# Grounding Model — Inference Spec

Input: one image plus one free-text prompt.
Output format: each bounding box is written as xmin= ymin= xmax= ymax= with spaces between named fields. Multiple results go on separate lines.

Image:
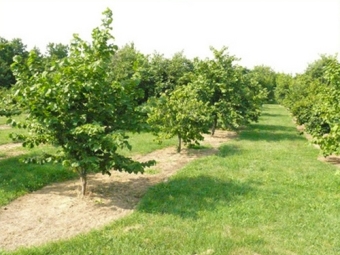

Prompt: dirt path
xmin=0 ymin=124 xmax=11 ymax=130
xmin=0 ymin=143 xmax=23 ymax=160
xmin=0 ymin=130 xmax=237 ymax=251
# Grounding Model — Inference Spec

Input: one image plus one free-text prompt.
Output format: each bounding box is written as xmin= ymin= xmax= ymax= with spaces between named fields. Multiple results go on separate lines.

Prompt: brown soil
xmin=0 ymin=143 xmax=23 ymax=159
xmin=0 ymin=130 xmax=237 ymax=251
xmin=318 ymin=155 xmax=340 ymax=167
xmin=0 ymin=124 xmax=11 ymax=130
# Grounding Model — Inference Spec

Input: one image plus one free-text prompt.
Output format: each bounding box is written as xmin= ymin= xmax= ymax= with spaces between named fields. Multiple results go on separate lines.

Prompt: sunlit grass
xmin=0 ymin=114 xmax=29 ymax=145
xmin=0 ymin=128 xmax=27 ymax=145
xmin=3 ymin=105 xmax=340 ymax=254
xmin=118 ymin=132 xmax=178 ymax=156
xmin=0 ymin=114 xmax=28 ymax=125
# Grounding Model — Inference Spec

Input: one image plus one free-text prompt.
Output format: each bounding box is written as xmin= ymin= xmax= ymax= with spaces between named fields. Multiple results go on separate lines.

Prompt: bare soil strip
xmin=0 ymin=130 xmax=237 ymax=251
xmin=0 ymin=143 xmax=23 ymax=160
xmin=0 ymin=125 xmax=11 ymax=130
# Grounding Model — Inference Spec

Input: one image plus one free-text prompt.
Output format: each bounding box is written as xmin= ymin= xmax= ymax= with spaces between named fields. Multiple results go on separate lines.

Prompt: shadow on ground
xmin=137 ymin=175 xmax=254 ymax=219
xmin=217 ymin=143 xmax=241 ymax=157
xmin=260 ymin=112 xmax=286 ymax=117
xmin=240 ymin=124 xmax=305 ymax=142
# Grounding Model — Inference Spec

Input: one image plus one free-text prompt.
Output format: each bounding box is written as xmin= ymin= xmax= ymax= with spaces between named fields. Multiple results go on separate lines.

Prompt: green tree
xmin=310 ymin=56 xmax=340 ymax=156
xmin=280 ymin=56 xmax=335 ymax=128
xmin=110 ymin=43 xmax=152 ymax=104
xmin=193 ymin=46 xmax=266 ymax=135
xmin=45 ymin=42 xmax=69 ymax=60
xmin=147 ymin=83 xmax=211 ymax=152
xmin=304 ymin=54 xmax=333 ymax=83
xmin=194 ymin=47 xmax=239 ymax=135
xmin=274 ymin=72 xmax=293 ymax=104
xmin=235 ymin=66 xmax=268 ymax=124
xmin=0 ymin=37 xmax=28 ymax=88
xmin=276 ymin=55 xmax=340 ymax=156
xmin=147 ymin=51 xmax=193 ymax=97
xmin=10 ymin=8 xmax=154 ymax=195
xmin=250 ymin=65 xmax=276 ymax=103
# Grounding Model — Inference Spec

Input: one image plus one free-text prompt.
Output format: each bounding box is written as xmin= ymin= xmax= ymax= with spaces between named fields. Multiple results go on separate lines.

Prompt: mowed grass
xmin=0 ymin=114 xmax=28 ymax=125
xmin=2 ymin=104 xmax=339 ymax=255
xmin=0 ymin=115 xmax=10 ymax=125
xmin=0 ymin=114 xmax=29 ymax=145
xmin=118 ymin=131 xmax=178 ymax=156
xmin=0 ymin=128 xmax=27 ymax=145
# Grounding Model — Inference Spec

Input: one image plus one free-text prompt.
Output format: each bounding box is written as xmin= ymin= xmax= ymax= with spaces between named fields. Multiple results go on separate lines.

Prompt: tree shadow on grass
xmin=251 ymin=124 xmax=296 ymax=132
xmin=240 ymin=124 xmax=306 ymax=142
xmin=217 ymin=144 xmax=241 ymax=157
xmin=137 ymin=175 xmax=254 ymax=219
xmin=260 ymin=112 xmax=286 ymax=117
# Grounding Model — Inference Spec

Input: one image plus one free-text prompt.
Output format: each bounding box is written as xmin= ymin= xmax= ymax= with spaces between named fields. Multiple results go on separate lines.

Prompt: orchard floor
xmin=0 ymin=130 xmax=237 ymax=251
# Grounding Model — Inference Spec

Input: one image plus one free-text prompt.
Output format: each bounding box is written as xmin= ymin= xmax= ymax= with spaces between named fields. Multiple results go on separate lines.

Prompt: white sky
xmin=0 ymin=0 xmax=339 ymax=74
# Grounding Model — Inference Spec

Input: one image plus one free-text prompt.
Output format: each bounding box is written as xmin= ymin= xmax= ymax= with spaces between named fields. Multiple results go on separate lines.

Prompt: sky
xmin=0 ymin=0 xmax=339 ymax=74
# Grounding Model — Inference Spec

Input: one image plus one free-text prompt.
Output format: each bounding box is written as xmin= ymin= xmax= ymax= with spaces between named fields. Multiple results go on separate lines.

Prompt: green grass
xmin=2 ymin=105 xmax=340 ymax=254
xmin=118 ymin=132 xmax=178 ymax=156
xmin=0 ymin=114 xmax=28 ymax=125
xmin=0 ymin=128 xmax=27 ymax=145
xmin=0 ymin=116 xmax=7 ymax=125
xmin=0 ymin=114 xmax=29 ymax=145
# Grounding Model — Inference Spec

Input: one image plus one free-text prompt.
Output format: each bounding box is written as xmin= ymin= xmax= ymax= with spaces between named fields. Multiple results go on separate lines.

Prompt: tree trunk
xmin=80 ymin=169 xmax=87 ymax=196
xmin=177 ymin=133 xmax=182 ymax=153
xmin=211 ymin=114 xmax=218 ymax=136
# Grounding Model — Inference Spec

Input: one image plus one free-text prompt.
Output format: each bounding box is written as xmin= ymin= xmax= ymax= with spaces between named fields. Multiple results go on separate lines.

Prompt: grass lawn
xmin=0 ymin=114 xmax=29 ymax=145
xmin=0 ymin=114 xmax=28 ymax=125
xmin=2 ymin=104 xmax=340 ymax=254
xmin=118 ymin=131 xmax=178 ymax=156
xmin=0 ymin=128 xmax=27 ymax=145
xmin=0 ymin=115 xmax=10 ymax=125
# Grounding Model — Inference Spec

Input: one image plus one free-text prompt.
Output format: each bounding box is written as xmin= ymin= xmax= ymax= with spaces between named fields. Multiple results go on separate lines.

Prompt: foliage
xmin=277 ymin=54 xmax=340 ymax=156
xmin=303 ymin=54 xmax=333 ymax=82
xmin=0 ymin=87 xmax=22 ymax=117
xmin=109 ymin=43 xmax=151 ymax=104
xmin=249 ymin=65 xmax=277 ymax=103
xmin=310 ymin=57 xmax=340 ymax=155
xmin=10 ymin=8 xmax=154 ymax=195
xmin=147 ymin=51 xmax=193 ymax=97
xmin=0 ymin=37 xmax=28 ymax=88
xmin=274 ymin=72 xmax=293 ymax=104
xmin=147 ymin=84 xmax=211 ymax=152
xmin=193 ymin=46 xmax=267 ymax=135
xmin=45 ymin=42 xmax=69 ymax=60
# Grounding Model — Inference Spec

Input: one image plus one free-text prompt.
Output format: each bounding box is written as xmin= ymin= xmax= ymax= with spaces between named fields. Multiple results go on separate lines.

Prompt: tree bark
xmin=80 ymin=169 xmax=87 ymax=196
xmin=211 ymin=114 xmax=218 ymax=136
xmin=177 ymin=133 xmax=182 ymax=153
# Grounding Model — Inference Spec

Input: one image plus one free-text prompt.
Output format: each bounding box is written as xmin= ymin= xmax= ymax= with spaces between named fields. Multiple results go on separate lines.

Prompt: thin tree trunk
xmin=211 ymin=114 xmax=218 ymax=136
xmin=177 ymin=133 xmax=182 ymax=153
xmin=80 ymin=169 xmax=87 ymax=196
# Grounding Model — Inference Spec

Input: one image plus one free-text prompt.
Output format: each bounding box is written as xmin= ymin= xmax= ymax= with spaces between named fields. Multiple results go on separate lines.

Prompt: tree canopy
xmin=10 ymin=8 xmax=154 ymax=195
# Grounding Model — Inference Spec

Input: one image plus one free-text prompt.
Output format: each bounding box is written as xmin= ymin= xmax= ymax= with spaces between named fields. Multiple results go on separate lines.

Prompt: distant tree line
xmin=0 ymin=38 xmax=69 ymax=88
